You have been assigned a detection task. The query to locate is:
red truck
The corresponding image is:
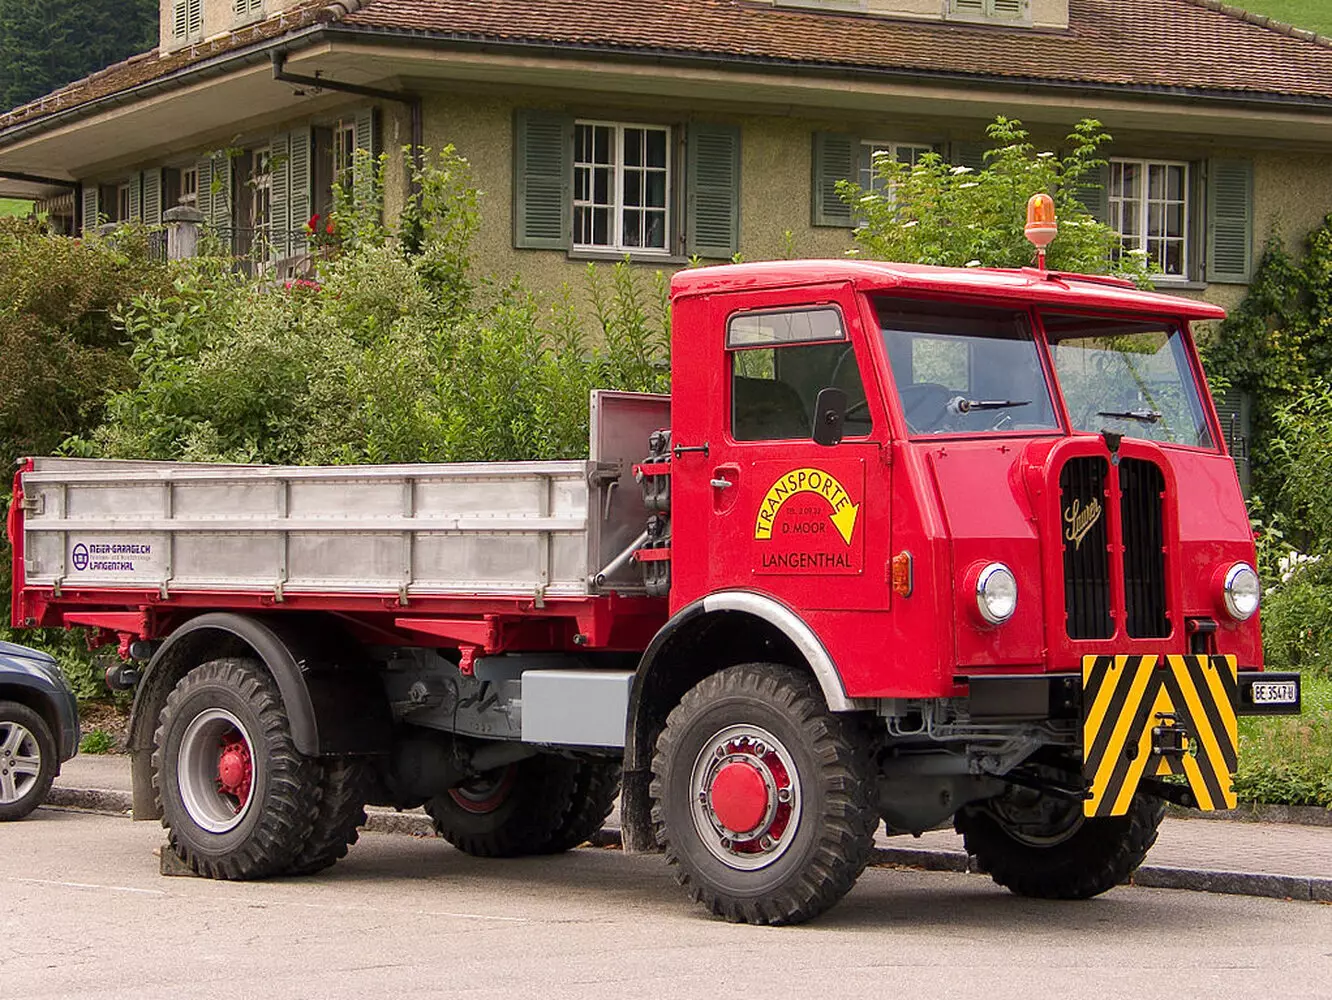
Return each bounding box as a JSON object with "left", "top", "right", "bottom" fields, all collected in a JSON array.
[{"left": 8, "top": 254, "right": 1301, "bottom": 924}]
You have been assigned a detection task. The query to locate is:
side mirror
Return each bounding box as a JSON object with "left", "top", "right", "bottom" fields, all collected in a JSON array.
[{"left": 812, "top": 387, "right": 847, "bottom": 447}]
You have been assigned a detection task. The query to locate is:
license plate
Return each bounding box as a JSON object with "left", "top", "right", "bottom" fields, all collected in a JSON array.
[{"left": 1252, "top": 680, "right": 1298, "bottom": 705}]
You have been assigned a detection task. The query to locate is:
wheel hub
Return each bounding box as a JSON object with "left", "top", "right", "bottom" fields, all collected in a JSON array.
[
  {"left": 0, "top": 721, "right": 41, "bottom": 804},
  {"left": 708, "top": 760, "right": 768, "bottom": 835},
  {"left": 216, "top": 739, "right": 253, "bottom": 808},
  {"left": 177, "top": 708, "right": 257, "bottom": 834},
  {"left": 690, "top": 724, "right": 801, "bottom": 871}
]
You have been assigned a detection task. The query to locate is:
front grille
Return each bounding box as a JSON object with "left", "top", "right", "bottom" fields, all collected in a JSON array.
[
  {"left": 1120, "top": 458, "right": 1169, "bottom": 638},
  {"left": 1060, "top": 456, "right": 1113, "bottom": 639}
]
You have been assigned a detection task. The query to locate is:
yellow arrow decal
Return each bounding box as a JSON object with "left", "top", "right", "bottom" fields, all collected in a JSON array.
[{"left": 754, "top": 467, "right": 860, "bottom": 545}]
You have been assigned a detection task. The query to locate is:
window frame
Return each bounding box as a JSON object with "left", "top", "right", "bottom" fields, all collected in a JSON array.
[
  {"left": 572, "top": 119, "right": 672, "bottom": 256},
  {"left": 180, "top": 166, "right": 199, "bottom": 207},
  {"left": 1107, "top": 157, "right": 1192, "bottom": 282},
  {"left": 857, "top": 140, "right": 934, "bottom": 197},
  {"left": 333, "top": 121, "right": 357, "bottom": 193}
]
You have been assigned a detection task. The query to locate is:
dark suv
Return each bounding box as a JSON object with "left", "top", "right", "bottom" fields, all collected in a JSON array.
[{"left": 0, "top": 640, "right": 78, "bottom": 820}]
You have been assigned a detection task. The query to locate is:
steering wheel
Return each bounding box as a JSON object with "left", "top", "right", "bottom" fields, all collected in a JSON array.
[{"left": 897, "top": 382, "right": 955, "bottom": 434}]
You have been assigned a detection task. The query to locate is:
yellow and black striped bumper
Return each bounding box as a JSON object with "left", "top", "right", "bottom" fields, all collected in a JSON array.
[{"left": 1082, "top": 654, "right": 1238, "bottom": 818}]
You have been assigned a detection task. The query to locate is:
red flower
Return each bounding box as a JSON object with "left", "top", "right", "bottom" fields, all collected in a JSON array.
[{"left": 305, "top": 213, "right": 320, "bottom": 233}]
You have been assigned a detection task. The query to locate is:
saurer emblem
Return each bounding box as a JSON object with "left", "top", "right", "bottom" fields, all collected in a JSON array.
[{"left": 1063, "top": 497, "right": 1103, "bottom": 550}]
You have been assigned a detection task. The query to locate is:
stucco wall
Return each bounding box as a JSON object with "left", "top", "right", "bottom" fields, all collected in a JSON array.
[{"left": 381, "top": 91, "right": 1332, "bottom": 325}]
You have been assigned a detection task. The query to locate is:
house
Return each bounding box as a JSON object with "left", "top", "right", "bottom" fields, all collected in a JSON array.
[{"left": 2, "top": 0, "right": 1332, "bottom": 477}]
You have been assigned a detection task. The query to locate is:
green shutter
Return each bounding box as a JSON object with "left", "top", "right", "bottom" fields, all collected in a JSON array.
[
  {"left": 949, "top": 141, "right": 988, "bottom": 174},
  {"left": 952, "top": 0, "right": 984, "bottom": 11},
  {"left": 128, "top": 172, "right": 142, "bottom": 223},
  {"left": 171, "top": 0, "right": 187, "bottom": 38},
  {"left": 194, "top": 157, "right": 212, "bottom": 220},
  {"left": 270, "top": 133, "right": 292, "bottom": 251},
  {"left": 186, "top": 0, "right": 202, "bottom": 36},
  {"left": 1212, "top": 387, "right": 1251, "bottom": 495},
  {"left": 1072, "top": 162, "right": 1110, "bottom": 221},
  {"left": 288, "top": 127, "right": 312, "bottom": 254},
  {"left": 513, "top": 109, "right": 572, "bottom": 250},
  {"left": 80, "top": 185, "right": 99, "bottom": 233},
  {"left": 208, "top": 152, "right": 232, "bottom": 231},
  {"left": 143, "top": 169, "right": 162, "bottom": 226},
  {"left": 687, "top": 123, "right": 741, "bottom": 259},
  {"left": 354, "top": 108, "right": 379, "bottom": 159},
  {"left": 811, "top": 131, "right": 856, "bottom": 228},
  {"left": 1207, "top": 158, "right": 1253, "bottom": 284},
  {"left": 988, "top": 0, "right": 1024, "bottom": 17}
]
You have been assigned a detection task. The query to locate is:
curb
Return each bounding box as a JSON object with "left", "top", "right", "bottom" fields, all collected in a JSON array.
[
  {"left": 1166, "top": 803, "right": 1332, "bottom": 828},
  {"left": 44, "top": 788, "right": 1332, "bottom": 903}
]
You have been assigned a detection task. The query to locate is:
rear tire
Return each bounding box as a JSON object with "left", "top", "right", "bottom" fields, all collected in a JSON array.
[
  {"left": 290, "top": 758, "right": 372, "bottom": 875},
  {"left": 425, "top": 754, "right": 579, "bottom": 858},
  {"left": 154, "top": 658, "right": 321, "bottom": 880},
  {"left": 536, "top": 757, "right": 621, "bottom": 853},
  {"left": 650, "top": 662, "right": 877, "bottom": 925},
  {"left": 0, "top": 700, "right": 57, "bottom": 822},
  {"left": 956, "top": 784, "right": 1166, "bottom": 900}
]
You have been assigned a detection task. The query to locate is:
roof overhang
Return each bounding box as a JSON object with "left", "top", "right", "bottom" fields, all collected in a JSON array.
[{"left": 6, "top": 25, "right": 1332, "bottom": 196}]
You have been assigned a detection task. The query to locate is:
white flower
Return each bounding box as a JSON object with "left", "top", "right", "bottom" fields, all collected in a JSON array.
[
  {"left": 965, "top": 260, "right": 982, "bottom": 268},
  {"left": 1037, "top": 151, "right": 1055, "bottom": 159},
  {"left": 902, "top": 220, "right": 919, "bottom": 228},
  {"left": 950, "top": 165, "right": 974, "bottom": 175},
  {"left": 958, "top": 182, "right": 979, "bottom": 189}
]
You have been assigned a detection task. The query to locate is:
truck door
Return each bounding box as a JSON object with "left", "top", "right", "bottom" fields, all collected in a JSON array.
[{"left": 670, "top": 283, "right": 891, "bottom": 612}]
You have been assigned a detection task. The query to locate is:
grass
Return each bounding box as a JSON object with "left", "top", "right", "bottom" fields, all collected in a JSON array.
[
  {"left": 1238, "top": 1, "right": 1332, "bottom": 35},
  {"left": 1234, "top": 673, "right": 1332, "bottom": 808},
  {"left": 0, "top": 198, "right": 32, "bottom": 217}
]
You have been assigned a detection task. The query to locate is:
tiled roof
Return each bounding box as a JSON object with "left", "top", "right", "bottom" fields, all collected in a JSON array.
[
  {"left": 5, "top": 0, "right": 1332, "bottom": 135},
  {"left": 0, "top": 0, "right": 333, "bottom": 131},
  {"left": 342, "top": 0, "right": 1332, "bottom": 100}
]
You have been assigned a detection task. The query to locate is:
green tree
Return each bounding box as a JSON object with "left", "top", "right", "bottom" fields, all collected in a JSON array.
[
  {"left": 841, "top": 117, "right": 1152, "bottom": 284},
  {"left": 0, "top": 0, "right": 156, "bottom": 110}
]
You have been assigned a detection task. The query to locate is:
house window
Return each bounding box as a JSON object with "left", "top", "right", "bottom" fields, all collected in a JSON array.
[
  {"left": 180, "top": 167, "right": 198, "bottom": 206},
  {"left": 333, "top": 122, "right": 356, "bottom": 191},
  {"left": 1108, "top": 159, "right": 1189, "bottom": 279},
  {"left": 116, "top": 183, "right": 131, "bottom": 223},
  {"left": 858, "top": 141, "right": 933, "bottom": 196},
  {"left": 251, "top": 151, "right": 273, "bottom": 263},
  {"left": 233, "top": 0, "right": 262, "bottom": 21},
  {"left": 573, "top": 121, "right": 670, "bottom": 253}
]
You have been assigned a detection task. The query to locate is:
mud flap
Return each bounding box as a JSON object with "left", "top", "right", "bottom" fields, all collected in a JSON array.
[{"left": 1082, "top": 654, "right": 1238, "bottom": 818}]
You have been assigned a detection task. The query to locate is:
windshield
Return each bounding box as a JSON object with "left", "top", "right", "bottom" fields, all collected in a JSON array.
[
  {"left": 1043, "top": 314, "right": 1214, "bottom": 448},
  {"left": 875, "top": 298, "right": 1060, "bottom": 436}
]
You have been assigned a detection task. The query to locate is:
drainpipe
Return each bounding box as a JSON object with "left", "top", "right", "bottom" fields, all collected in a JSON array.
[{"left": 270, "top": 51, "right": 423, "bottom": 190}]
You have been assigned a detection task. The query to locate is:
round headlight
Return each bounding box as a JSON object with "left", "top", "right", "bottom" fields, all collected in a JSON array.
[
  {"left": 976, "top": 562, "right": 1018, "bottom": 625},
  {"left": 1222, "top": 562, "right": 1260, "bottom": 621}
]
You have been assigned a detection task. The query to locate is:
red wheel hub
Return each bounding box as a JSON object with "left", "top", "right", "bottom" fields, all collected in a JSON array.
[
  {"left": 216, "top": 736, "right": 253, "bottom": 809},
  {"left": 709, "top": 760, "right": 769, "bottom": 835}
]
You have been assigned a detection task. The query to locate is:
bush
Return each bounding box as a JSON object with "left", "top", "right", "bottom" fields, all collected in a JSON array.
[
  {"left": 81, "top": 150, "right": 670, "bottom": 468},
  {"left": 840, "top": 116, "right": 1153, "bottom": 284},
  {"left": 1234, "top": 675, "right": 1332, "bottom": 808},
  {"left": 1259, "top": 557, "right": 1332, "bottom": 678}
]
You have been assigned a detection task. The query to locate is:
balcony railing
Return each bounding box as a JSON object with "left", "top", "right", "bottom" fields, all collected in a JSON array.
[{"left": 208, "top": 227, "right": 320, "bottom": 278}]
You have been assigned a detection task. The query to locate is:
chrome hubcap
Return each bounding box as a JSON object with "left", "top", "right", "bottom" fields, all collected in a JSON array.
[
  {"left": 0, "top": 721, "right": 42, "bottom": 804},
  {"left": 689, "top": 724, "right": 801, "bottom": 871}
]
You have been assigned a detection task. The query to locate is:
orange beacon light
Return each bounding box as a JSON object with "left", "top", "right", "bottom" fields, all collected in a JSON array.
[{"left": 1025, "top": 192, "right": 1058, "bottom": 269}]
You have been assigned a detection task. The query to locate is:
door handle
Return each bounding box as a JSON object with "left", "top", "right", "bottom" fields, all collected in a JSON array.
[{"left": 710, "top": 478, "right": 734, "bottom": 489}]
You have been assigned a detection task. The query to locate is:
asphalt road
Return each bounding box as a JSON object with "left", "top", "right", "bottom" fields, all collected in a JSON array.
[{"left": 6, "top": 809, "right": 1332, "bottom": 1000}]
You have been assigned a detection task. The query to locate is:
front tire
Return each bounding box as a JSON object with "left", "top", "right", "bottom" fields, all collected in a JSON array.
[
  {"left": 650, "top": 663, "right": 877, "bottom": 925},
  {"left": 536, "top": 757, "right": 621, "bottom": 854},
  {"left": 956, "top": 784, "right": 1166, "bottom": 900},
  {"left": 0, "top": 701, "right": 57, "bottom": 822},
  {"left": 154, "top": 658, "right": 321, "bottom": 879}
]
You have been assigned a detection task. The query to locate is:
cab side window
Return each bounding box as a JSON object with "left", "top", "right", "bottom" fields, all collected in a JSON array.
[{"left": 727, "top": 307, "right": 870, "bottom": 442}]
